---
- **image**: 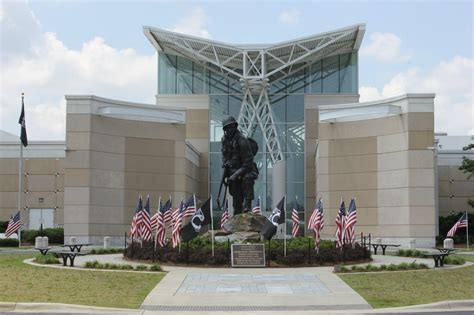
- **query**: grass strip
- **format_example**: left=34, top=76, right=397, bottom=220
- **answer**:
left=339, top=265, right=474, bottom=308
left=0, top=254, right=164, bottom=309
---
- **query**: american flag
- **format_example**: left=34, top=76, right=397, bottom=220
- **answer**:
left=447, top=212, right=468, bottom=237
left=252, top=196, right=261, bottom=215
left=308, top=198, right=324, bottom=249
left=335, top=198, right=346, bottom=249
left=4, top=211, right=21, bottom=238
left=164, top=196, right=173, bottom=225
left=156, top=198, right=172, bottom=248
left=130, top=196, right=143, bottom=238
left=183, top=195, right=197, bottom=219
left=291, top=205, right=300, bottom=238
left=171, top=199, right=185, bottom=248
left=221, top=199, right=229, bottom=230
left=140, top=195, right=152, bottom=242
left=345, top=197, right=357, bottom=245
left=150, top=197, right=161, bottom=234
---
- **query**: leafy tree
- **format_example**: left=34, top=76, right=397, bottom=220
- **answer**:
left=458, top=143, right=474, bottom=208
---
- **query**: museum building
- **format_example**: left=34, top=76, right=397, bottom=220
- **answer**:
left=1, top=24, right=473, bottom=247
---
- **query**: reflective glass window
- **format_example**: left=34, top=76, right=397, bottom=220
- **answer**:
left=209, top=72, right=229, bottom=94
left=340, top=52, right=358, bottom=93
left=322, top=55, right=339, bottom=93
left=158, top=53, right=176, bottom=94
left=176, top=56, right=193, bottom=94
left=193, top=63, right=206, bottom=94
left=310, top=60, right=322, bottom=93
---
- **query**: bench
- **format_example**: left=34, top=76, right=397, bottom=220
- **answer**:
left=58, top=251, right=86, bottom=267
left=371, top=243, right=401, bottom=255
left=424, top=252, right=449, bottom=267
left=434, top=247, right=458, bottom=255
left=61, top=243, right=92, bottom=253
left=34, top=247, right=52, bottom=255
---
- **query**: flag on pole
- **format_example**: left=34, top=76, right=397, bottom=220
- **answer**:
left=130, top=196, right=142, bottom=238
left=140, top=195, right=152, bottom=242
left=181, top=197, right=212, bottom=242
left=171, top=199, right=185, bottom=248
left=291, top=204, right=300, bottom=238
left=19, top=95, right=28, bottom=147
left=150, top=197, right=161, bottom=234
left=345, top=197, right=357, bottom=245
left=447, top=212, right=468, bottom=237
left=183, top=195, right=197, bottom=219
left=156, top=198, right=172, bottom=248
left=261, top=197, right=286, bottom=241
left=164, top=196, right=172, bottom=225
left=308, top=198, right=324, bottom=249
left=4, top=212, right=21, bottom=237
left=335, top=198, right=346, bottom=249
left=220, top=198, right=229, bottom=230
left=252, top=196, right=261, bottom=215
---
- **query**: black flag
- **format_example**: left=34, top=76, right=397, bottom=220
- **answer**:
left=260, top=196, right=286, bottom=241
left=18, top=95, right=28, bottom=147
left=181, top=197, right=211, bottom=242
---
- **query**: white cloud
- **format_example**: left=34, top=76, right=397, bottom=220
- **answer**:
left=279, top=8, right=301, bottom=26
left=168, top=7, right=211, bottom=39
left=360, top=56, right=474, bottom=135
left=360, top=32, right=413, bottom=63
left=0, top=1, right=156, bottom=140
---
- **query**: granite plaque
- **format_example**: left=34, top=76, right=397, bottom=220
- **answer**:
left=231, top=244, right=265, bottom=267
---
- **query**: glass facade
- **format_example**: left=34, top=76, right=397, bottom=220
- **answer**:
left=157, top=51, right=358, bottom=230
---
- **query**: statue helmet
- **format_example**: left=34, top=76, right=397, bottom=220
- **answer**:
left=222, top=116, right=238, bottom=129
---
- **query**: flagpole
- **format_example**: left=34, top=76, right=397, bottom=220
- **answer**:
left=18, top=93, right=24, bottom=248
left=284, top=195, right=287, bottom=257
left=210, top=195, right=214, bottom=257
left=466, top=211, right=469, bottom=251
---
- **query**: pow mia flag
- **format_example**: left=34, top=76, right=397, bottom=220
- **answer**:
left=19, top=94, right=28, bottom=147
left=181, top=197, right=211, bottom=242
left=260, top=197, right=286, bottom=241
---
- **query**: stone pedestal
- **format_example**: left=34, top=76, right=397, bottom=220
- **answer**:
left=104, top=236, right=110, bottom=249
left=444, top=238, right=454, bottom=249
left=69, top=236, right=76, bottom=245
left=409, top=238, right=416, bottom=249
left=35, top=236, right=42, bottom=248
left=42, top=236, right=49, bottom=248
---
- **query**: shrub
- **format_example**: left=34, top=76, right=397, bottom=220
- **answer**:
left=124, top=236, right=371, bottom=267
left=365, top=264, right=374, bottom=271
left=34, top=253, right=59, bottom=264
left=387, top=264, right=398, bottom=271
left=351, top=265, right=358, bottom=271
left=444, top=256, right=465, bottom=265
left=380, top=264, right=387, bottom=270
left=134, top=265, right=148, bottom=271
left=21, top=228, right=64, bottom=244
left=121, top=264, right=134, bottom=270
left=149, top=264, right=162, bottom=271
left=398, top=262, right=409, bottom=270
left=0, top=221, right=8, bottom=233
left=339, top=266, right=349, bottom=272
left=90, top=248, right=124, bottom=255
left=0, top=238, right=19, bottom=247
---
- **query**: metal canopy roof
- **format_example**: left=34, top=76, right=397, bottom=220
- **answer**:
left=143, top=24, right=365, bottom=82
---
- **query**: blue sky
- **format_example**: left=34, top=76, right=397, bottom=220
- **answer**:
left=1, top=0, right=473, bottom=139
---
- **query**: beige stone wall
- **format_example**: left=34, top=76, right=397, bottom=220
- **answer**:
left=0, top=150, right=64, bottom=229
left=64, top=95, right=200, bottom=245
left=315, top=94, right=436, bottom=247
left=304, top=94, right=359, bottom=226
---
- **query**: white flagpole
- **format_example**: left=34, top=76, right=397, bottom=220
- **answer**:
left=466, top=211, right=469, bottom=251
left=284, top=195, right=287, bottom=257
left=210, top=195, right=214, bottom=257
left=18, top=94, right=24, bottom=248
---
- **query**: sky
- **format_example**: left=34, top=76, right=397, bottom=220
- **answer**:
left=0, top=0, right=473, bottom=140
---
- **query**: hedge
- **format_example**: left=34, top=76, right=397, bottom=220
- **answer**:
left=0, top=221, right=8, bottom=233
left=124, top=236, right=371, bottom=266
left=0, top=238, right=19, bottom=247
left=21, top=228, right=64, bottom=244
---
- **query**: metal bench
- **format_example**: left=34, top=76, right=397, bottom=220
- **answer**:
left=424, top=252, right=449, bottom=267
left=34, top=247, right=52, bottom=255
left=58, top=251, right=86, bottom=267
left=371, top=243, right=401, bottom=255
left=61, top=243, right=92, bottom=253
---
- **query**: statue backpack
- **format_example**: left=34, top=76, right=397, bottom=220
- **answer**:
left=247, top=137, right=258, bottom=156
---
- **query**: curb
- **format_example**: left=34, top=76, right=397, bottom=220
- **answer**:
left=0, top=302, right=142, bottom=314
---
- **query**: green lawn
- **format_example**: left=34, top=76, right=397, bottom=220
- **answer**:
left=0, top=254, right=164, bottom=309
left=339, top=265, right=474, bottom=308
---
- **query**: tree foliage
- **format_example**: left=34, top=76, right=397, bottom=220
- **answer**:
left=459, top=143, right=474, bottom=208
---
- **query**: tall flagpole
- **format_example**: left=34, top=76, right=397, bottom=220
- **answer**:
left=18, top=93, right=24, bottom=248
left=210, top=195, right=214, bottom=256
left=284, top=195, right=287, bottom=257
left=466, top=211, right=469, bottom=251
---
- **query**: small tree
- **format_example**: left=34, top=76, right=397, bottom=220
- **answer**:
left=459, top=143, right=474, bottom=208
